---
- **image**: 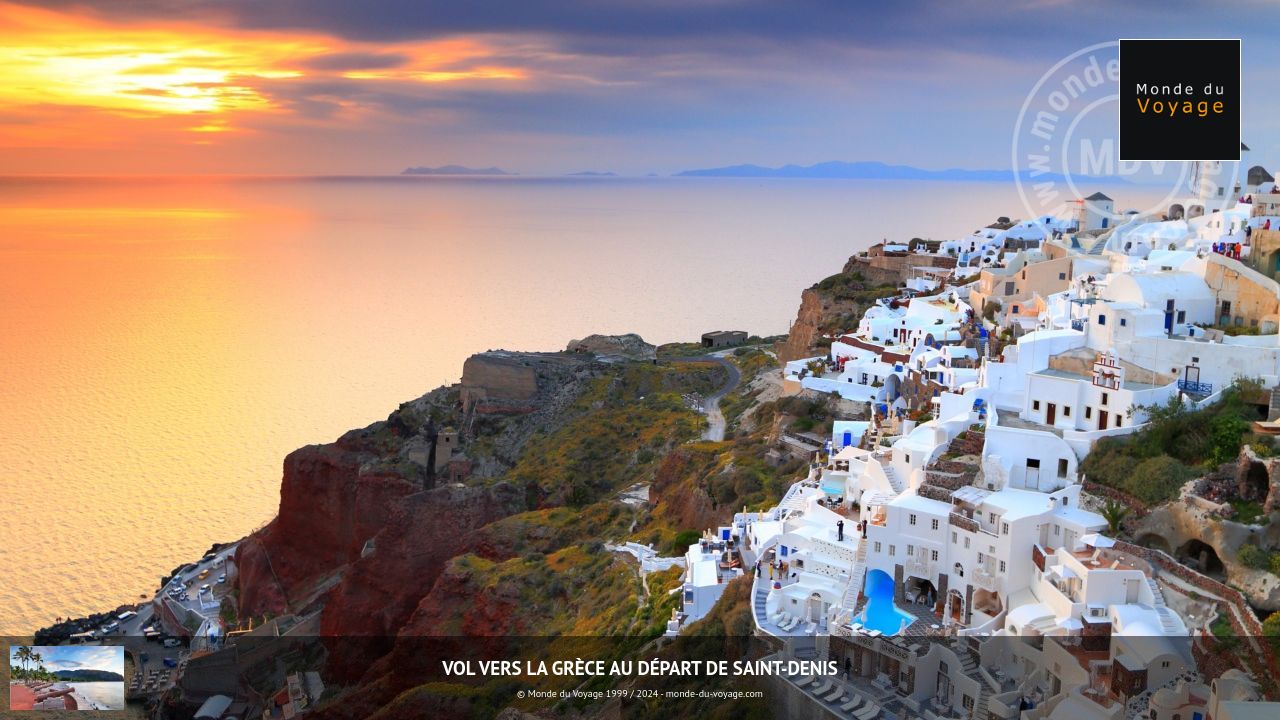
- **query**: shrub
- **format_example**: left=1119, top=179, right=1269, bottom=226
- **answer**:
left=669, top=529, right=701, bottom=554
left=1081, top=439, right=1139, bottom=490
left=1237, top=543, right=1270, bottom=570
left=1123, top=455, right=1194, bottom=504
left=1264, top=611, right=1280, bottom=649
left=1209, top=413, right=1248, bottom=466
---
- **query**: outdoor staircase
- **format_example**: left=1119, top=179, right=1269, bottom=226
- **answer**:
left=753, top=584, right=769, bottom=626
left=1269, top=386, right=1280, bottom=421
left=1145, top=579, right=1185, bottom=633
left=779, top=486, right=810, bottom=515
left=1156, top=607, right=1182, bottom=634
left=883, top=465, right=905, bottom=494
left=1147, top=578, right=1167, bottom=607
left=885, top=466, right=906, bottom=491
left=972, top=685, right=992, bottom=720
left=1087, top=235, right=1108, bottom=255
left=838, top=543, right=870, bottom=623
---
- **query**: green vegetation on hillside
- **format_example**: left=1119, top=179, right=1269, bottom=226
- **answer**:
left=505, top=362, right=722, bottom=506
left=812, top=269, right=899, bottom=302
left=1082, top=379, right=1268, bottom=505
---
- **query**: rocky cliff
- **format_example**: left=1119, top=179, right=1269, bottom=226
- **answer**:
left=775, top=254, right=904, bottom=362
left=222, top=339, right=744, bottom=718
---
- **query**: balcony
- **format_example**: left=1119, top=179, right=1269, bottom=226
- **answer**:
left=950, top=512, right=979, bottom=534
left=905, top=556, right=932, bottom=577
left=973, top=567, right=1001, bottom=592
left=1177, top=379, right=1213, bottom=395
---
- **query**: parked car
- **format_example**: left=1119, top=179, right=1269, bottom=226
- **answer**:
left=162, top=638, right=182, bottom=648
left=217, top=574, right=227, bottom=584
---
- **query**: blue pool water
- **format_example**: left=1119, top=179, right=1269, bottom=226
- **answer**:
left=858, top=569, right=916, bottom=635
left=820, top=477, right=844, bottom=495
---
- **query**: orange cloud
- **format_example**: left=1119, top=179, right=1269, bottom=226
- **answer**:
left=0, top=2, right=529, bottom=144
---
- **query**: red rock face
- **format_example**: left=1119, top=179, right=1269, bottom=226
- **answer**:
left=319, top=482, right=524, bottom=681
left=235, top=436, right=419, bottom=618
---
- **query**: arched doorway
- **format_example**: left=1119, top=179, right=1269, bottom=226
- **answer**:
left=806, top=592, right=826, bottom=623
left=1135, top=532, right=1173, bottom=556
left=905, top=577, right=937, bottom=607
left=947, top=589, right=965, bottom=623
left=1168, top=203, right=1185, bottom=220
left=1177, top=539, right=1224, bottom=578
left=1241, top=459, right=1271, bottom=502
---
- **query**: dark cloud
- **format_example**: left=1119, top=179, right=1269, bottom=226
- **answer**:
left=15, top=0, right=1261, bottom=61
left=295, top=51, right=412, bottom=71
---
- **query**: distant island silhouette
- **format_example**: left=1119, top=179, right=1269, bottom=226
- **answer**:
left=675, top=160, right=1123, bottom=183
left=53, top=669, right=124, bottom=682
left=401, top=165, right=512, bottom=176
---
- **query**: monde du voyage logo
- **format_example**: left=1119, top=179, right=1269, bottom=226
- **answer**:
left=1120, top=39, right=1240, bottom=161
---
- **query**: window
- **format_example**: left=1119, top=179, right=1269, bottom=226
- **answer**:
left=909, top=514, right=917, bottom=526
left=1058, top=458, right=1069, bottom=479
left=1101, top=392, right=1109, bottom=406
left=1033, top=400, right=1041, bottom=411
left=889, top=545, right=896, bottom=557
left=1004, top=281, right=1015, bottom=295
left=1177, top=310, right=1186, bottom=324
left=952, top=531, right=958, bottom=544
left=1085, top=406, right=1092, bottom=419
left=874, top=541, right=882, bottom=553
left=1058, top=272, right=1066, bottom=280
left=964, top=537, right=971, bottom=549
left=1098, top=314, right=1106, bottom=325
left=1054, top=525, right=1061, bottom=536
left=1011, top=305, right=1019, bottom=314
left=932, top=518, right=939, bottom=530
left=931, top=550, right=939, bottom=561
left=1000, top=560, right=1007, bottom=573
left=1120, top=318, right=1127, bottom=327
left=1063, top=406, right=1071, bottom=417
left=907, top=545, right=915, bottom=556
left=1115, top=414, right=1122, bottom=428
left=1027, top=458, right=1040, bottom=469
left=1002, top=522, right=1009, bottom=535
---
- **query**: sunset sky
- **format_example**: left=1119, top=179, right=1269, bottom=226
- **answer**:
left=3, top=1, right=1278, bottom=175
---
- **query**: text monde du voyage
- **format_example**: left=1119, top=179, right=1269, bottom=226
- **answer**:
left=1134, top=82, right=1228, bottom=118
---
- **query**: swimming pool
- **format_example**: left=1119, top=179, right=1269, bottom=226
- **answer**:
left=857, top=569, right=916, bottom=635
left=820, top=476, right=845, bottom=496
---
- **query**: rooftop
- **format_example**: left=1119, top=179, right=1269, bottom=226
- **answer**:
left=1030, top=366, right=1163, bottom=392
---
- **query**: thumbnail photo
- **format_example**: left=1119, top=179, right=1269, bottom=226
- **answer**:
left=8, top=645, right=125, bottom=711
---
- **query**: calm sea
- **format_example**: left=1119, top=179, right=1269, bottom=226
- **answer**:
left=68, top=682, right=126, bottom=711
left=0, top=175, right=1156, bottom=633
